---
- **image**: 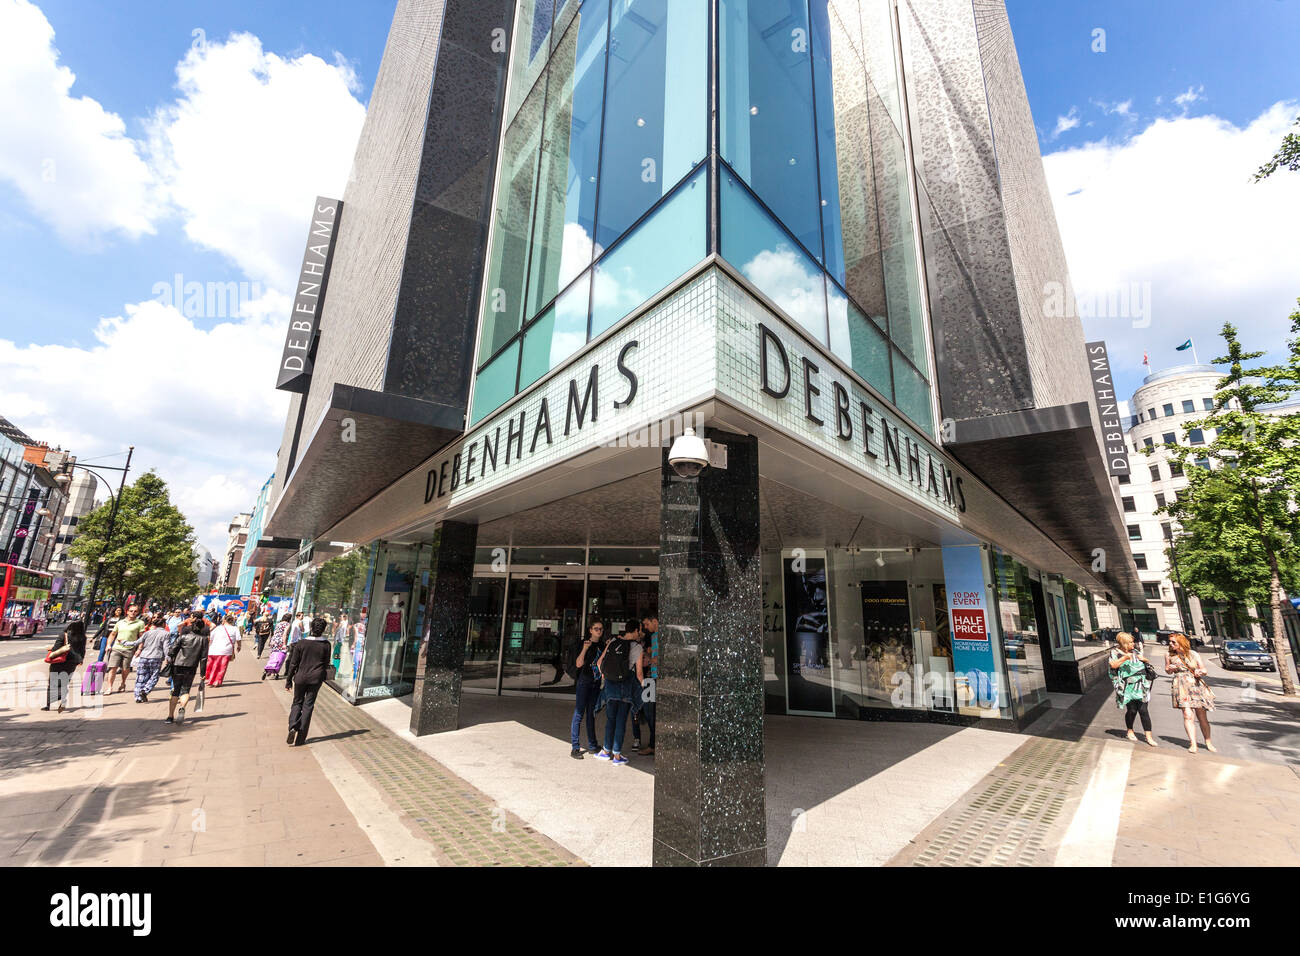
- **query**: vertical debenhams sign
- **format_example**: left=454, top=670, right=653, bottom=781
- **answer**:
left=1086, top=340, right=1130, bottom=476
left=276, top=197, right=342, bottom=393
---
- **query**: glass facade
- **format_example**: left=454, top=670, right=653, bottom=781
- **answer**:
left=295, top=542, right=433, bottom=702
left=472, top=0, right=935, bottom=437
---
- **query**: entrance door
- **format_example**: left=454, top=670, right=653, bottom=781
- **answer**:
left=501, top=574, right=585, bottom=695
left=585, top=574, right=658, bottom=636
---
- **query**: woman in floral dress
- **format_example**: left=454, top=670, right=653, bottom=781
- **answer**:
left=1165, top=632, right=1216, bottom=753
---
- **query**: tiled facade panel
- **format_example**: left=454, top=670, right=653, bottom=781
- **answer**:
left=973, top=0, right=1093, bottom=420
left=271, top=392, right=302, bottom=502
left=383, top=0, right=516, bottom=412
left=900, top=0, right=1032, bottom=421
left=302, top=0, right=447, bottom=435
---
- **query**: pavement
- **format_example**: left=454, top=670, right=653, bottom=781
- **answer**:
left=0, top=638, right=1296, bottom=866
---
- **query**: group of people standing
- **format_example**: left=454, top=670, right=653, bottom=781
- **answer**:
left=1109, top=630, right=1217, bottom=752
left=569, top=614, right=658, bottom=765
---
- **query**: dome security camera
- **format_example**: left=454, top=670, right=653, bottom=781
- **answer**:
left=668, top=427, right=711, bottom=479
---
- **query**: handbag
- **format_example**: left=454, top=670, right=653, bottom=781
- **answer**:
left=45, top=643, right=70, bottom=665
left=1143, top=661, right=1157, bottom=682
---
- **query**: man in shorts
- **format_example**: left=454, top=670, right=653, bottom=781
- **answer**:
left=104, top=604, right=146, bottom=694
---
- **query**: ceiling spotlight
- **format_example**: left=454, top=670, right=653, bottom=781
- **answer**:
left=750, top=105, right=759, bottom=115
left=874, top=551, right=885, bottom=568
left=636, top=117, right=646, bottom=127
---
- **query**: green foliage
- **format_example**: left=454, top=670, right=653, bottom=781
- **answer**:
left=1254, top=114, right=1300, bottom=181
left=69, top=471, right=198, bottom=605
left=310, top=549, right=370, bottom=612
left=1152, top=309, right=1300, bottom=619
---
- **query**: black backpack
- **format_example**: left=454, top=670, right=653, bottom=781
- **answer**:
left=562, top=638, right=582, bottom=681
left=600, top=638, right=631, bottom=682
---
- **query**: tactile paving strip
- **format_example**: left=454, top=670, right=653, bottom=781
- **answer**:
left=895, top=737, right=1102, bottom=867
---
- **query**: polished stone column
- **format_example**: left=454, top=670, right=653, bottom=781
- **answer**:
left=410, top=520, right=478, bottom=736
left=653, top=430, right=765, bottom=866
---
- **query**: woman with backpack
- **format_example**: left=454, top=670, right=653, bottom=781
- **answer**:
left=1109, top=631, right=1156, bottom=747
left=594, top=623, right=643, bottom=766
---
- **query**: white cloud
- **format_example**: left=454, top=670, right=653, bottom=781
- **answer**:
left=0, top=3, right=370, bottom=556
left=1044, top=101, right=1300, bottom=386
left=1092, top=98, right=1134, bottom=119
left=1174, top=85, right=1205, bottom=109
left=0, top=293, right=292, bottom=553
left=1052, top=107, right=1080, bottom=139
left=146, top=33, right=365, bottom=290
left=0, top=0, right=164, bottom=242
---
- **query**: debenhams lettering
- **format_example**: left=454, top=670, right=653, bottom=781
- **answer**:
left=1085, top=340, right=1131, bottom=476
left=424, top=341, right=638, bottom=502
left=758, top=323, right=965, bottom=513
left=423, top=327, right=964, bottom=515
left=276, top=197, right=343, bottom=392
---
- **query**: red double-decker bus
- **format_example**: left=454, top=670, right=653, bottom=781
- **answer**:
left=0, top=564, right=53, bottom=637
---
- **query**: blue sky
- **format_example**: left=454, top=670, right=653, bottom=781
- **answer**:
left=0, top=0, right=1296, bottom=554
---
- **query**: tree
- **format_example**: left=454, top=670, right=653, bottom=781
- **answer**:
left=69, top=471, right=198, bottom=608
left=1254, top=114, right=1300, bottom=181
left=1153, top=313, right=1300, bottom=694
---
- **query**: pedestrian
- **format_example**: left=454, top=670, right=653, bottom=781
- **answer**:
left=164, top=621, right=209, bottom=724
left=166, top=608, right=184, bottom=636
left=1109, top=631, right=1156, bottom=747
left=594, top=623, right=642, bottom=766
left=568, top=618, right=605, bottom=759
left=104, top=604, right=146, bottom=694
left=289, top=611, right=305, bottom=645
left=131, top=615, right=171, bottom=703
left=284, top=616, right=333, bottom=746
left=263, top=614, right=291, bottom=679
left=638, top=613, right=658, bottom=756
left=252, top=610, right=273, bottom=657
left=42, top=619, right=86, bottom=713
left=1165, top=632, right=1216, bottom=753
left=205, top=614, right=242, bottom=687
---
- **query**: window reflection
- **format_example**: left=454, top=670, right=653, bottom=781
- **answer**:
left=828, top=284, right=892, bottom=401
left=595, top=0, right=708, bottom=252
left=471, top=340, right=519, bottom=425
left=721, top=169, right=828, bottom=345
left=526, top=1, right=609, bottom=317
left=591, top=168, right=706, bottom=337
left=720, top=0, right=822, bottom=260
left=520, top=274, right=591, bottom=390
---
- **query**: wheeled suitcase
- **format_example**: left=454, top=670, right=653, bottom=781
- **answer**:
left=263, top=650, right=287, bottom=679
left=81, top=661, right=105, bottom=695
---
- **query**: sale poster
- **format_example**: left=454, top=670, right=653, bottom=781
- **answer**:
left=940, top=545, right=1000, bottom=711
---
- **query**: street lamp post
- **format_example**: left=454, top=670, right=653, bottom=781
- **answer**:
left=57, top=448, right=134, bottom=661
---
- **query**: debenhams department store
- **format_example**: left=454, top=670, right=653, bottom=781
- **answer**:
left=251, top=0, right=1145, bottom=865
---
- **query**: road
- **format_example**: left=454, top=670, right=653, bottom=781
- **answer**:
left=0, top=625, right=65, bottom=672
left=1050, top=643, right=1300, bottom=766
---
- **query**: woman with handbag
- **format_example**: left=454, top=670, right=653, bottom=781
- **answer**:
left=42, top=619, right=87, bottom=713
left=1166, top=632, right=1216, bottom=753
left=1109, top=631, right=1156, bottom=747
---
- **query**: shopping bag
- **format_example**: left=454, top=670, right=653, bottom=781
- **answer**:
left=194, top=679, right=205, bottom=714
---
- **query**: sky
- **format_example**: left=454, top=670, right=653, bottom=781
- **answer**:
left=0, top=0, right=1296, bottom=556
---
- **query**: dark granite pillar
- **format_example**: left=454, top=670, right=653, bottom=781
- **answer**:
left=410, top=520, right=477, bottom=736
left=653, top=430, right=765, bottom=866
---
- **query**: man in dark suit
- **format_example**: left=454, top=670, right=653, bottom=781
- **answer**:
left=284, top=616, right=333, bottom=746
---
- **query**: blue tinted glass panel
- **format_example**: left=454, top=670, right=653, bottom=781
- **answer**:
left=471, top=341, right=520, bottom=426
left=721, top=169, right=828, bottom=345
left=891, top=349, right=932, bottom=435
left=720, top=0, right=822, bottom=260
left=508, top=0, right=557, bottom=120
left=527, top=1, right=609, bottom=317
left=520, top=274, right=591, bottom=389
left=829, top=283, right=892, bottom=400
left=595, top=0, right=707, bottom=253
left=590, top=168, right=706, bottom=337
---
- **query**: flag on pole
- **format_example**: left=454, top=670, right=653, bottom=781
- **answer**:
left=1142, top=350, right=1149, bottom=367
left=1176, top=339, right=1192, bottom=351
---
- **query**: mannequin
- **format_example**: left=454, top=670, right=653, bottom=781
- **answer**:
left=351, top=608, right=367, bottom=693
left=381, top=594, right=406, bottom=682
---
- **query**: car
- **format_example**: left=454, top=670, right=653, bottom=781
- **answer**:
left=1219, top=640, right=1275, bottom=671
